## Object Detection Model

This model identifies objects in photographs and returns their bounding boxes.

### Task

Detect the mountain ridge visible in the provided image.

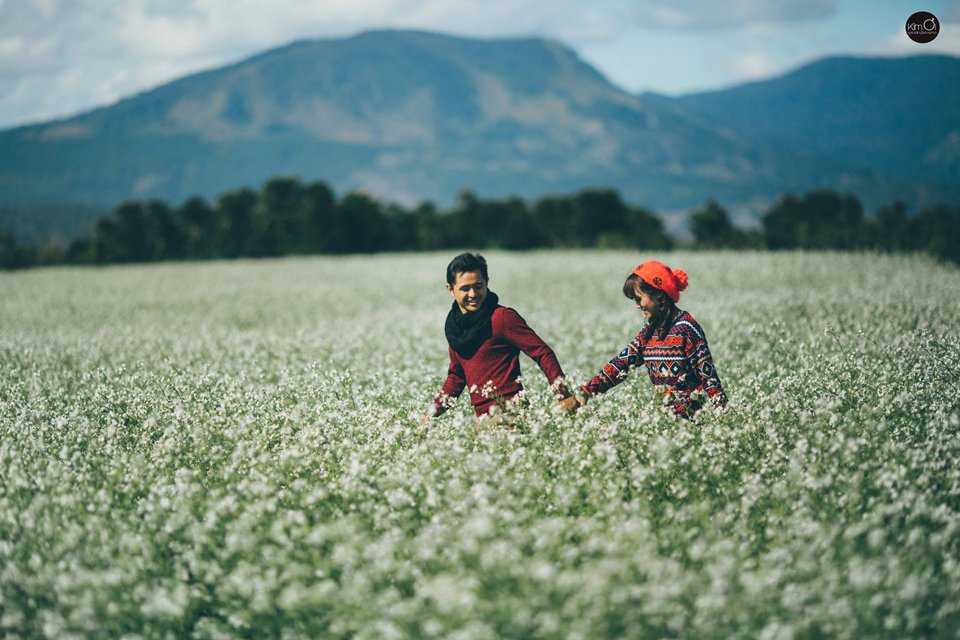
[1,30,958,241]
[655,54,960,184]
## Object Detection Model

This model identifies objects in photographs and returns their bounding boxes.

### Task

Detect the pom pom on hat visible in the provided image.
[631,261,688,303]
[673,269,689,291]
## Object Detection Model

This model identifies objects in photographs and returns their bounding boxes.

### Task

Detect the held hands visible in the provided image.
[417,402,441,433]
[558,387,588,413]
[421,387,587,426]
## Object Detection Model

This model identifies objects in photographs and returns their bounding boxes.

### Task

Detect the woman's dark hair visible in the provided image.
[623,272,678,340]
[446,252,489,285]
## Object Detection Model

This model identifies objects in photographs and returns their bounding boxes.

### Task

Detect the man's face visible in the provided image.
[447,271,488,314]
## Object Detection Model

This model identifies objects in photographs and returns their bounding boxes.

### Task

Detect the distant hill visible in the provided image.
[655,55,960,186]
[0,204,105,244]
[1,31,958,242]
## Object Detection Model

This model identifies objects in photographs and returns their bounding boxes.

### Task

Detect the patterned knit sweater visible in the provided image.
[583,310,727,417]
[433,306,566,417]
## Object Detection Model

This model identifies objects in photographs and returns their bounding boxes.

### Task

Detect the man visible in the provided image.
[422,252,572,426]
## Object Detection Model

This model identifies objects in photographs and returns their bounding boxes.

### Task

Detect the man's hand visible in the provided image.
[558,390,587,413]
[418,402,441,433]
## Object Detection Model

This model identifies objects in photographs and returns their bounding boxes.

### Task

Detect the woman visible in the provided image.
[563,260,727,419]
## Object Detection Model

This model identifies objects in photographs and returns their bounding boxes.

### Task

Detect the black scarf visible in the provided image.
[444,291,499,357]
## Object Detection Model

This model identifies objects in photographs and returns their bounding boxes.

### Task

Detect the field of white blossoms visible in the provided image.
[1,250,959,639]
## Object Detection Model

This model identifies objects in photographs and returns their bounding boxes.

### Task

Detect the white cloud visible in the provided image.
[627,0,836,31]
[730,51,778,80]
[944,3,960,23]
[385,0,623,42]
[867,27,960,57]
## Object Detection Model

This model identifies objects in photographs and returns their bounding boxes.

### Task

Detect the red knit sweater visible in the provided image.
[433,306,565,416]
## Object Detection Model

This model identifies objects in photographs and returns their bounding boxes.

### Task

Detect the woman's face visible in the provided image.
[633,284,660,320]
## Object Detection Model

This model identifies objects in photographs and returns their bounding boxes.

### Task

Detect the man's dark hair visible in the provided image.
[446,252,489,285]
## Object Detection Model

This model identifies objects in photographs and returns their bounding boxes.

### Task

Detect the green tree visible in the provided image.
[763,190,864,250]
[146,200,183,260]
[621,204,673,250]
[913,205,960,263]
[259,177,307,254]
[574,189,626,245]
[302,181,338,253]
[178,197,221,259]
[454,196,532,250]
[532,189,632,247]
[690,200,736,248]
[383,202,417,251]
[866,201,910,252]
[114,202,152,262]
[413,202,448,250]
[0,232,30,269]
[93,216,125,264]
[689,200,761,249]
[66,238,95,265]
[217,188,257,258]
[532,196,576,247]
[446,190,482,248]
[336,192,387,253]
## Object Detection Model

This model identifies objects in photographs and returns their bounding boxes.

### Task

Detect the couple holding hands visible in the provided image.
[422,252,727,428]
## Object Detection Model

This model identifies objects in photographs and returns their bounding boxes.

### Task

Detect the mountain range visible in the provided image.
[1,29,958,241]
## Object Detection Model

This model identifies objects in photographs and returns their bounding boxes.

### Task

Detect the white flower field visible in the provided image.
[1,250,959,639]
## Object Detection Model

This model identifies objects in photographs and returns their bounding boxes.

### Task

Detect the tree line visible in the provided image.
[1,177,958,269]
[689,192,960,263]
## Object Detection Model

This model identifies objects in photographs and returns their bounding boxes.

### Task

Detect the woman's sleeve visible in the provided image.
[684,327,727,407]
[582,333,644,396]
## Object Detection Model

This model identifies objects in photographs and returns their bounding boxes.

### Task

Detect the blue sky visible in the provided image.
[0,0,958,129]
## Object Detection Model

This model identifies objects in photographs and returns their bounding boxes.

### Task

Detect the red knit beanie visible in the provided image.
[631,261,689,303]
